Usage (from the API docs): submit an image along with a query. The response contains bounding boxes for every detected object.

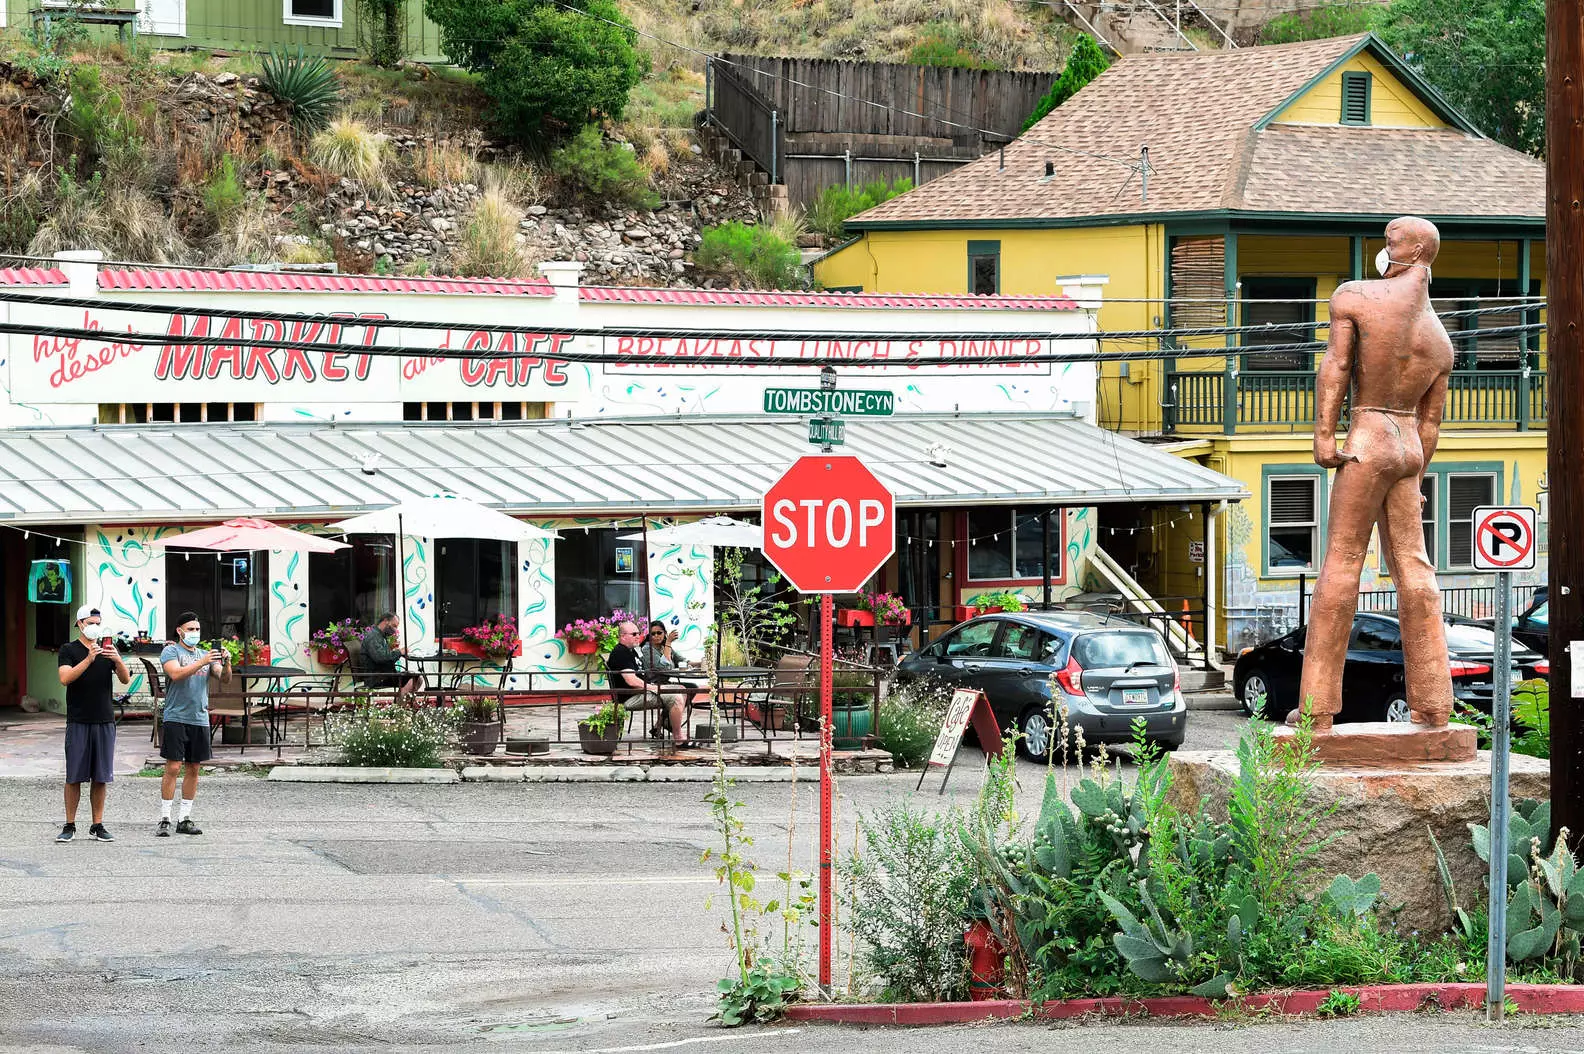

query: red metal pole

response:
[818,590,834,988]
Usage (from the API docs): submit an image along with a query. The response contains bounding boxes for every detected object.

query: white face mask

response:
[182,631,201,648]
[1376,247,1431,280]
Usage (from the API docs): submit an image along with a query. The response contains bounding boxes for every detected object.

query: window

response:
[309,534,396,630]
[554,529,643,625]
[1351,617,1401,652]
[284,0,340,25]
[1072,631,1172,669]
[1240,277,1315,371]
[436,539,516,637]
[965,508,1059,582]
[1341,71,1371,125]
[993,623,1051,662]
[1448,473,1496,568]
[164,548,267,641]
[937,620,999,658]
[403,402,548,421]
[968,240,999,296]
[98,403,258,424]
[1266,475,1320,573]
[1430,279,1538,370]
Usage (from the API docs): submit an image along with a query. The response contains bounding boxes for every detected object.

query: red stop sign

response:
[762,455,896,594]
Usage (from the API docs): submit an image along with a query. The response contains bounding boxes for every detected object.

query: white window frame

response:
[1265,474,1320,577]
[283,0,343,28]
[1446,472,1498,570]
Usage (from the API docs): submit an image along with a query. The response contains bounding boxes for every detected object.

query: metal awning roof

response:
[0,414,1247,525]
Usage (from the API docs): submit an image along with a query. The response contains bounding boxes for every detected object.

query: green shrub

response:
[1021,33,1111,133]
[876,679,950,768]
[63,66,139,169]
[332,696,458,767]
[694,221,805,290]
[261,47,342,137]
[550,126,658,208]
[807,178,913,239]
[425,0,648,143]
[26,168,110,256]
[906,22,988,68]
[202,155,245,225]
[1260,2,1378,44]
[309,116,390,191]
[13,16,87,84]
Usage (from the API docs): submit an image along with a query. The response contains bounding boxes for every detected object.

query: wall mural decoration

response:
[268,548,310,669]
[87,524,177,701]
[647,541,712,659]
[402,535,435,653]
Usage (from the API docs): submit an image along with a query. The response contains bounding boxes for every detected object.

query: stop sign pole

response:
[761,454,895,990]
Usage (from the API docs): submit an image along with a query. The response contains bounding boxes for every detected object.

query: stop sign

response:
[762,455,896,594]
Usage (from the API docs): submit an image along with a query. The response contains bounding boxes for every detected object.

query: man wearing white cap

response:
[55,605,130,843]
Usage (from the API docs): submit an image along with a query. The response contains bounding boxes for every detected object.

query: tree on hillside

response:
[1020,34,1111,134]
[423,0,648,142]
[1375,0,1544,156]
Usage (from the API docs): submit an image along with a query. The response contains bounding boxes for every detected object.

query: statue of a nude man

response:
[1291,216,1454,731]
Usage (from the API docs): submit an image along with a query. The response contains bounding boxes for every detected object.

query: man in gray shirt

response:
[360,613,422,703]
[157,612,230,836]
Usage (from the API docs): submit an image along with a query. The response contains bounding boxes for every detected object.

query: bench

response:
[30,5,140,44]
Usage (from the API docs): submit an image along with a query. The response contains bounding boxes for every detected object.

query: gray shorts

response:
[160,721,213,764]
[64,721,116,785]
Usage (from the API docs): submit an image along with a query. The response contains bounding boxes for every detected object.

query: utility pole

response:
[1546,0,1583,850]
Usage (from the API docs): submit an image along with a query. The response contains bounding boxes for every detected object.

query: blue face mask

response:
[182,631,201,648]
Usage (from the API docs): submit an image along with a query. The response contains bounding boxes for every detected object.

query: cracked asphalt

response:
[2,711,1581,1052]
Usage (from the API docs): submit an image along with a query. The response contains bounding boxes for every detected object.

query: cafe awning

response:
[0,413,1247,525]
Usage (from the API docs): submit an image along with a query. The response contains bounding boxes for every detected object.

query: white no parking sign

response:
[1472,506,1537,572]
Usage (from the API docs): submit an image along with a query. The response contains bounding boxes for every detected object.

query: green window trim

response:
[1341,71,1372,126]
[1261,465,1329,579]
[967,240,1000,296]
[1372,461,1503,574]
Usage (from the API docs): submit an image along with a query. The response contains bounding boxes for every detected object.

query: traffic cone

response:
[1180,599,1198,648]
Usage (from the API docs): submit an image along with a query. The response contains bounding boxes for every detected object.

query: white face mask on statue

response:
[1376,247,1431,280]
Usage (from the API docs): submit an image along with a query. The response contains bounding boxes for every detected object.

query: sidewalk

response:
[0,710,152,778]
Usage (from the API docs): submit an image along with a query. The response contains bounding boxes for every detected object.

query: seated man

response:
[360,613,424,703]
[607,620,688,748]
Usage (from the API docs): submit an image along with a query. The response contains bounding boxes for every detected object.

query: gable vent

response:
[1341,71,1371,125]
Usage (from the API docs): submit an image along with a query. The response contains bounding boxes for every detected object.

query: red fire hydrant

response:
[964,919,1007,1001]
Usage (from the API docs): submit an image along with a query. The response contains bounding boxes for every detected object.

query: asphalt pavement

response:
[2,708,1582,1052]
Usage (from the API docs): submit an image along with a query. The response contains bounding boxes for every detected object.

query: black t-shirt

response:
[57,640,115,724]
[606,643,643,699]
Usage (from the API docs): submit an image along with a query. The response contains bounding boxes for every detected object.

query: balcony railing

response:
[1164,369,1547,434]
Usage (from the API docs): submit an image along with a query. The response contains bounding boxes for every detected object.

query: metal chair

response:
[138,657,167,744]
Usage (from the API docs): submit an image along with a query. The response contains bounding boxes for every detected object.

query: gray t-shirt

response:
[159,643,213,727]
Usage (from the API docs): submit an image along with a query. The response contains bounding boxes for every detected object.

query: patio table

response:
[229,664,308,753]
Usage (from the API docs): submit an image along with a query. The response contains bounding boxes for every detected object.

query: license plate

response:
[1122,688,1149,706]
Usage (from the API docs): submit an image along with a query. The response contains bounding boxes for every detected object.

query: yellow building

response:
[815,33,1547,652]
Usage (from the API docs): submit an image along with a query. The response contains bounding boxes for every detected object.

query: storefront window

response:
[165,548,267,641]
[555,529,643,622]
[966,508,1056,581]
[437,539,516,637]
[31,533,76,650]
[309,534,396,629]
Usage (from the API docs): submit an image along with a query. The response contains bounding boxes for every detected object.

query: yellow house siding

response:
[1273,53,1448,129]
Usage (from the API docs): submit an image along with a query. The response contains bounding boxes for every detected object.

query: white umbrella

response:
[620,515,762,549]
[330,495,556,541]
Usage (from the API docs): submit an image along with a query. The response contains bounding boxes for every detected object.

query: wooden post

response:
[1547,0,1583,850]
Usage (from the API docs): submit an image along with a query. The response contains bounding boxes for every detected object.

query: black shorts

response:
[160,721,213,764]
[64,721,116,785]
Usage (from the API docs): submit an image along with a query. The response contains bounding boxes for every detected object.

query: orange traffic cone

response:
[1180,599,1198,648]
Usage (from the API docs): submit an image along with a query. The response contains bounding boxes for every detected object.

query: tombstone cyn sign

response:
[1472,506,1538,571]
[761,455,896,594]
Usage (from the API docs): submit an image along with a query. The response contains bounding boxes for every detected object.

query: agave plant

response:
[261,47,341,138]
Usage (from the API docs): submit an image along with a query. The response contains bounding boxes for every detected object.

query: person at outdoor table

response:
[607,620,688,748]
[361,613,424,703]
[157,612,229,837]
[640,620,699,673]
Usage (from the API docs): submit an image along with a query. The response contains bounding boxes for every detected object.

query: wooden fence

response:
[710,60,786,183]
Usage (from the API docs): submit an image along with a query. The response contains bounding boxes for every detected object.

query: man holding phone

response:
[157,612,230,836]
[55,605,130,843]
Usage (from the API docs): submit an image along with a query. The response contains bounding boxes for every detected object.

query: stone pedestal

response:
[1274,722,1476,764]
[1168,750,1550,934]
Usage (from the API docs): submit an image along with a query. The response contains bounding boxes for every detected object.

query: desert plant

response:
[415,139,479,187]
[309,117,390,192]
[694,221,806,290]
[332,695,458,767]
[207,200,279,265]
[806,178,912,240]
[0,168,48,253]
[202,154,246,225]
[63,66,140,170]
[27,168,111,256]
[550,126,659,208]
[261,47,342,137]
[103,187,185,263]
[906,21,990,67]
[449,185,530,277]
[876,679,951,768]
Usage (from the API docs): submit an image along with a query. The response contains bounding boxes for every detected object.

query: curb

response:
[262,764,837,784]
[1186,692,1243,712]
[781,983,1584,1026]
[267,767,460,784]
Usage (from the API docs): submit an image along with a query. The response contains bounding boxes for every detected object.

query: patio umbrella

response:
[619,515,763,549]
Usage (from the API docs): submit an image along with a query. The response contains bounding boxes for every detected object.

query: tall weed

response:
[449,186,531,277]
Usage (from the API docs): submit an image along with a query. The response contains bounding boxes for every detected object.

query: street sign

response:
[1473,506,1538,571]
[764,388,895,416]
[762,455,896,594]
[807,417,845,446]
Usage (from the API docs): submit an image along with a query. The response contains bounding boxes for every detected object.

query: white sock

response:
[178,799,194,821]
[160,798,173,821]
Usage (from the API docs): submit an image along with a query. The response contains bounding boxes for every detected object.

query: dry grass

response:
[414,139,480,188]
[280,239,335,264]
[448,184,534,278]
[641,139,670,178]
[483,161,552,208]
[308,117,390,194]
[206,200,280,266]
[104,187,186,263]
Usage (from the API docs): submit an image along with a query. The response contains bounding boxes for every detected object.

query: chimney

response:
[55,249,104,298]
[537,261,585,305]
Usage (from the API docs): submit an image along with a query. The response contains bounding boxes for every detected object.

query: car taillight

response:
[1449,660,1492,677]
[1533,661,1550,675]
[1173,667,1182,691]
[1056,656,1084,695]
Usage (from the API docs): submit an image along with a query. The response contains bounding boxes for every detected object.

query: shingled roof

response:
[847,34,1545,228]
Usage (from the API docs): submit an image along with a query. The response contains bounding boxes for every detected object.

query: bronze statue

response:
[1292,217,1454,731]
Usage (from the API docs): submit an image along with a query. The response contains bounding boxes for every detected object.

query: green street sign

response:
[764,388,895,416]
[808,417,846,446]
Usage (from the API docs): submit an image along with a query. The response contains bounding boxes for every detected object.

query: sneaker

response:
[88,823,114,842]
[156,819,172,838]
[56,823,76,843]
[176,819,202,836]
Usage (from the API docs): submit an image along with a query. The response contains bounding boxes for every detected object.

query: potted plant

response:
[456,695,501,756]
[796,667,877,748]
[956,589,1026,621]
[578,700,626,755]
[311,619,366,666]
[215,636,269,666]
[558,617,609,656]
[454,615,522,660]
[840,591,911,628]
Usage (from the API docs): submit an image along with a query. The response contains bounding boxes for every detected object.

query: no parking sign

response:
[1472,506,1538,571]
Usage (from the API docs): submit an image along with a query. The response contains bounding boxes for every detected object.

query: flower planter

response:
[954,604,1003,622]
[566,638,599,656]
[461,720,501,756]
[444,637,522,659]
[837,608,875,628]
[578,720,622,755]
[315,645,349,667]
[247,645,272,666]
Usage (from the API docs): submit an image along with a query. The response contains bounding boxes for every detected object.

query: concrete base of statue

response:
[1168,748,1550,934]
[1275,721,1477,764]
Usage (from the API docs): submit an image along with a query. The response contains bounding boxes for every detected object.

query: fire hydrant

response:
[964,918,1006,1001]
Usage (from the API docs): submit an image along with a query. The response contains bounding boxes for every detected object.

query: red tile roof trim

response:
[96,269,557,296]
[0,268,68,285]
[577,286,1079,310]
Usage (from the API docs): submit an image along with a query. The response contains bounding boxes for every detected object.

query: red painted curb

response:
[781,983,1584,1026]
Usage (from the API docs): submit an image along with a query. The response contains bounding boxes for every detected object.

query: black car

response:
[895,612,1186,759]
[1233,611,1546,723]
[1510,588,1549,656]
